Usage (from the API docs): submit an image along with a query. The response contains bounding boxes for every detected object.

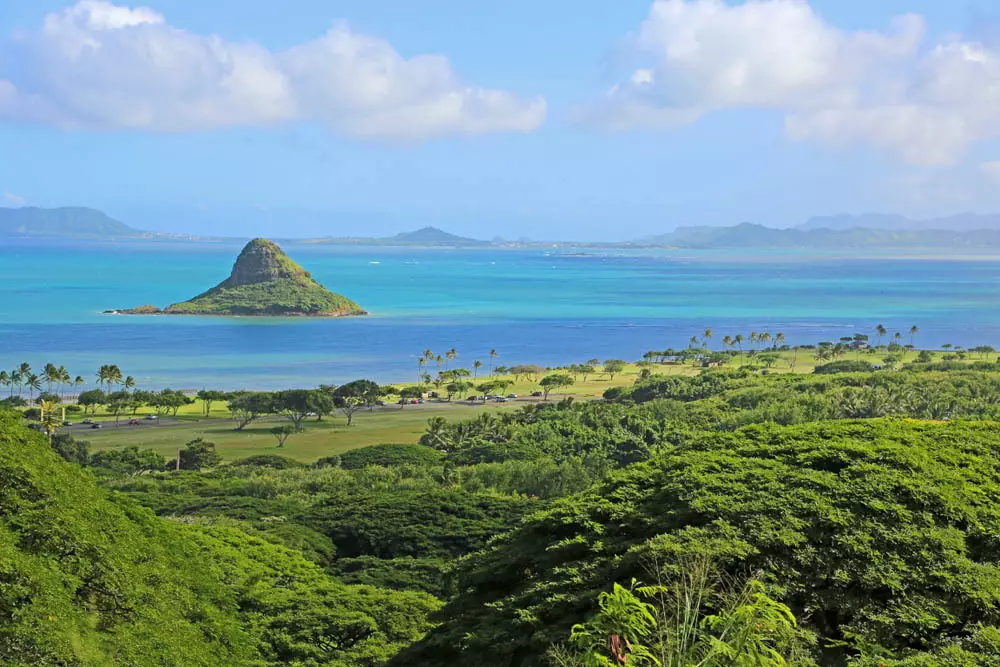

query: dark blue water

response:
[1,237,998,389]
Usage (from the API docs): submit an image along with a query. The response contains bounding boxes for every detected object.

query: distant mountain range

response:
[799,213,1000,232]
[293,226,489,247]
[0,207,145,238]
[637,222,1000,250]
[8,205,1000,250]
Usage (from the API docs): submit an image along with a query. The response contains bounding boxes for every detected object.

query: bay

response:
[1,237,998,390]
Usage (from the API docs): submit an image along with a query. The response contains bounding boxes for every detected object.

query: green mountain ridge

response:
[113,238,366,317]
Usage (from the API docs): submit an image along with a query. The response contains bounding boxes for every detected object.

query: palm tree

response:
[775,332,786,348]
[42,363,58,394]
[689,336,699,349]
[722,335,733,352]
[423,349,434,362]
[73,376,85,398]
[26,373,41,403]
[489,349,498,376]
[749,331,758,351]
[123,376,136,393]
[10,369,23,397]
[435,355,445,372]
[473,360,482,379]
[97,364,123,395]
[875,324,887,347]
[734,334,745,366]
[417,357,427,382]
[909,325,919,348]
[760,332,773,349]
[0,371,8,397]
[39,401,62,446]
[446,348,457,369]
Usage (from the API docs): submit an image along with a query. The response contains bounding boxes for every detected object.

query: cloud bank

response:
[589,0,1000,166]
[0,0,546,139]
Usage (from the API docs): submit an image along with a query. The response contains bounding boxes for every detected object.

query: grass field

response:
[50,348,959,461]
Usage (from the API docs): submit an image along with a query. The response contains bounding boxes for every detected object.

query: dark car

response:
[91,423,103,429]
[531,391,543,397]
[62,420,74,426]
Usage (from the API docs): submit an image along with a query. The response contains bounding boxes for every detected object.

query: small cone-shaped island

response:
[110,238,366,317]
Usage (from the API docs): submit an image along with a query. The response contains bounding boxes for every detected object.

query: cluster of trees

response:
[0,361,89,402]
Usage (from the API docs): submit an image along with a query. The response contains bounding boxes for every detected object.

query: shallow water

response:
[1,237,998,389]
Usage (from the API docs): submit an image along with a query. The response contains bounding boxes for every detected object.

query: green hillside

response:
[0,411,436,665]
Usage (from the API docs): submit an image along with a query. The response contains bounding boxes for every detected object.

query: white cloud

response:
[2,192,26,206]
[0,1,545,139]
[590,0,1000,166]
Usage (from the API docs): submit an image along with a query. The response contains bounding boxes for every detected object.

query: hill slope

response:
[0,411,438,665]
[0,206,143,237]
[115,238,366,317]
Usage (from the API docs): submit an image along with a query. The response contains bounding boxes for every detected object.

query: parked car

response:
[62,421,74,426]
[531,391,543,397]
[90,423,103,429]
[82,418,94,424]
[507,394,518,399]
[376,400,386,406]
[496,397,508,402]
[144,415,158,420]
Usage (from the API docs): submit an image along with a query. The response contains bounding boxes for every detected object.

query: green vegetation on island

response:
[112,238,366,317]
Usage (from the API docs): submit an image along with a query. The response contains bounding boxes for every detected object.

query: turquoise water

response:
[1,237,999,389]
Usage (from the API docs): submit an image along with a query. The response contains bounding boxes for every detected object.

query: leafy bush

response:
[339,443,444,469]
[813,360,876,374]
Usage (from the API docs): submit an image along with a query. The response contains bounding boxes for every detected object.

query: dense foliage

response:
[0,412,438,665]
[393,419,1000,666]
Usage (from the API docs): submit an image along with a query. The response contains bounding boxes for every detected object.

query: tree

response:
[196,389,226,416]
[446,348,457,369]
[178,438,221,471]
[909,325,919,348]
[446,381,474,400]
[540,373,575,400]
[307,389,335,421]
[50,433,90,465]
[271,425,296,448]
[489,349,499,376]
[473,360,483,379]
[38,400,62,445]
[228,392,274,430]
[96,364,123,395]
[25,373,41,403]
[734,334,745,365]
[875,323,888,347]
[77,389,107,416]
[703,328,714,349]
[603,360,626,380]
[334,380,381,426]
[274,389,314,430]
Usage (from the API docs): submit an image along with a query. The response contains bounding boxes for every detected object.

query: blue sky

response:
[1,0,999,240]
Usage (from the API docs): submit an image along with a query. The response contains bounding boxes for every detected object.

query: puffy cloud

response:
[590,0,1000,165]
[0,1,544,139]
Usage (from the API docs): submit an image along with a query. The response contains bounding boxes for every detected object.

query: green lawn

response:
[81,402,521,462]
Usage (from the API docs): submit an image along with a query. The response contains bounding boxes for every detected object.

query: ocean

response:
[1,237,998,390]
